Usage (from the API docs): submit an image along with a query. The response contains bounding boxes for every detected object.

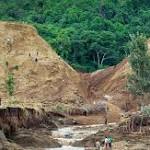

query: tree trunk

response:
[139,94,144,132]
[100,53,106,65]
[96,51,100,68]
[93,54,96,64]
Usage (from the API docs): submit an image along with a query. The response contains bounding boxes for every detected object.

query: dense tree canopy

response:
[0,0,150,72]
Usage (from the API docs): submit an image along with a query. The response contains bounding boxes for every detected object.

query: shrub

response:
[6,73,14,96]
[13,65,19,70]
[141,105,150,116]
[55,103,68,113]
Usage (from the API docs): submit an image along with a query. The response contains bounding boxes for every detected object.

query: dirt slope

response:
[0,22,85,109]
[0,21,144,114]
[87,59,130,98]
[85,59,138,112]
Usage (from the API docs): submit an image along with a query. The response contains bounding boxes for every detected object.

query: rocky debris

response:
[73,133,101,148]
[12,128,61,148]
[62,118,79,126]
[0,139,24,150]
[130,143,148,150]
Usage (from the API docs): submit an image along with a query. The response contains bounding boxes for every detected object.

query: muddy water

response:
[46,124,106,150]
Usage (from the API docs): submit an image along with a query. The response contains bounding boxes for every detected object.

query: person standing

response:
[104,136,110,149]
[103,130,112,150]
[104,103,109,125]
[96,140,101,150]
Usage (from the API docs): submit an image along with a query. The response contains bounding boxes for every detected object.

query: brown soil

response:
[82,59,137,110]
[0,21,85,110]
[12,128,61,148]
[71,103,122,125]
[0,21,148,124]
[78,58,140,125]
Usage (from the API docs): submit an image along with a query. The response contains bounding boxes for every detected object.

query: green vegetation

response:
[128,33,150,96]
[6,73,15,96]
[1,0,150,72]
[54,103,68,113]
[12,65,19,70]
[142,105,150,116]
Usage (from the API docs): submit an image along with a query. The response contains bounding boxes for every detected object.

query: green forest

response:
[0,0,150,72]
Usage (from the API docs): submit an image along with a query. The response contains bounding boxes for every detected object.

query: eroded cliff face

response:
[0,21,85,109]
[0,107,63,149]
[84,59,138,112]
[0,107,56,137]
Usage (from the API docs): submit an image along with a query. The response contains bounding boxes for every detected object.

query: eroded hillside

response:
[0,22,86,109]
[85,59,138,111]
[0,22,145,113]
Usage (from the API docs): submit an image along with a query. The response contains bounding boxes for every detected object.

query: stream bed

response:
[46,124,105,150]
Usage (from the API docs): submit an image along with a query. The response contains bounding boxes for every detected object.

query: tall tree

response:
[1,0,150,72]
[127,33,150,105]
